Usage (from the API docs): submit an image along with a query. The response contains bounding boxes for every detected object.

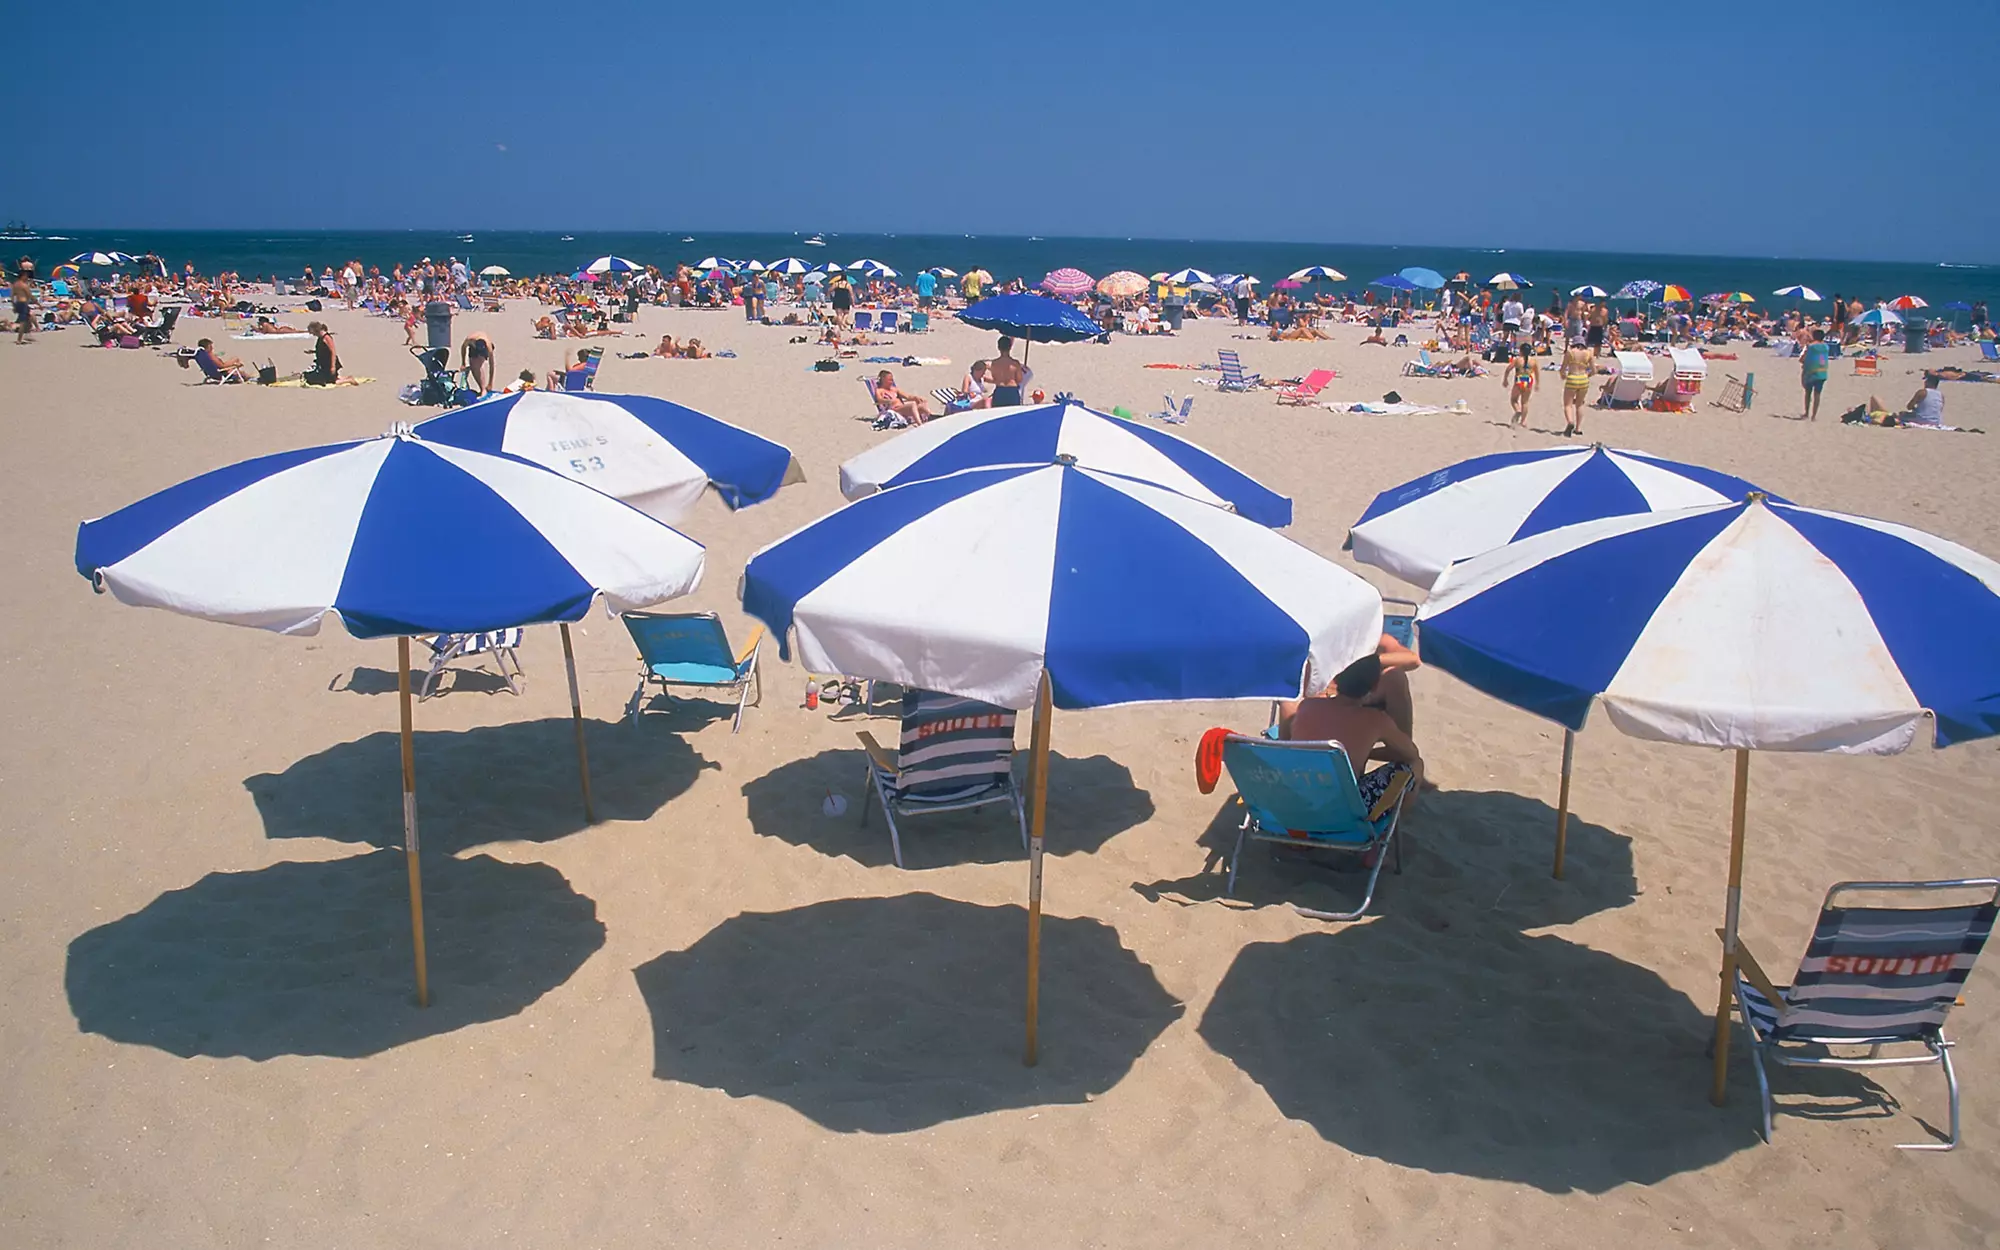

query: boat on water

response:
[560,234,575,241]
[681,236,695,243]
[458,234,474,243]
[1,221,39,240]
[803,234,826,246]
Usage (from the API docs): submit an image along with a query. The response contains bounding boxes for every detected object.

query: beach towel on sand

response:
[267,376,374,388]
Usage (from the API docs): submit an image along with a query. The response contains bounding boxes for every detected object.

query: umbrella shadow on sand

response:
[245,717,716,856]
[1134,788,1639,932]
[333,665,517,698]
[633,893,1183,1133]
[740,749,1155,869]
[66,851,605,1060]
[1196,919,1773,1192]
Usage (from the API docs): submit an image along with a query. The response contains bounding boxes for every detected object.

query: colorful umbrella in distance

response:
[1096,271,1148,298]
[1774,285,1822,301]
[1660,285,1692,302]
[1041,268,1093,297]
[1571,285,1609,298]
[1891,295,1929,310]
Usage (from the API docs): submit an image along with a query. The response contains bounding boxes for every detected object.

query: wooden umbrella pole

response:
[397,636,430,1008]
[1551,730,1575,880]
[561,624,595,824]
[1709,748,1751,1105]
[1023,671,1053,1067]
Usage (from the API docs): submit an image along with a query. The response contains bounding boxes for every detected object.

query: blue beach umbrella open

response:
[1570,285,1610,298]
[1369,274,1418,292]
[766,257,810,275]
[585,255,639,274]
[742,460,1384,1062]
[74,428,708,1005]
[957,292,1102,365]
[1163,268,1213,285]
[1400,267,1446,290]
[1417,495,2000,1107]
[70,250,135,267]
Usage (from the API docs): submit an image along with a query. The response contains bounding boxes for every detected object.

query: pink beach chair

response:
[1277,369,1337,405]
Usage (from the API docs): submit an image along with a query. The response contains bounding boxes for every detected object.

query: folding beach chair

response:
[418,629,524,699]
[561,347,603,392]
[1728,878,1998,1150]
[877,310,899,334]
[621,611,764,732]
[192,350,248,384]
[910,311,931,333]
[1402,349,1445,377]
[1854,352,1880,377]
[1217,349,1262,391]
[1276,368,1336,405]
[1381,597,1418,650]
[139,305,180,346]
[1980,341,1999,362]
[853,311,874,332]
[856,689,1027,868]
[1150,393,1193,424]
[1220,734,1411,921]
[931,385,974,413]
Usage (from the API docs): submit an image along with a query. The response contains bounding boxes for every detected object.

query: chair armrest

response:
[856,731,898,775]
[1715,929,1786,1006]
[735,624,766,667]
[1367,769,1412,822]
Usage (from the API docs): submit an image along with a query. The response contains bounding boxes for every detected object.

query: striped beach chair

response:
[857,689,1027,868]
[419,629,525,699]
[1729,878,1999,1150]
[1217,348,1262,391]
[1221,734,1411,921]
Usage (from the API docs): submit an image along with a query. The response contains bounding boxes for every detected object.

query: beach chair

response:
[1276,368,1336,405]
[192,349,248,384]
[1981,341,1999,362]
[856,689,1027,868]
[1392,333,1409,347]
[931,385,974,413]
[1854,353,1880,377]
[1728,878,1998,1150]
[561,347,603,392]
[1220,734,1410,921]
[418,628,524,699]
[853,311,874,332]
[454,292,476,312]
[1401,349,1445,378]
[1646,347,1707,411]
[1715,372,1755,413]
[621,611,764,733]
[864,377,910,427]
[910,311,931,333]
[1381,597,1419,650]
[139,305,180,346]
[1151,393,1193,424]
[1217,349,1262,391]
[877,310,899,334]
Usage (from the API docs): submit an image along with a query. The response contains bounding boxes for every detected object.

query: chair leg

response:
[1295,833,1392,922]
[858,762,874,828]
[1225,813,1251,897]
[881,797,905,868]
[627,676,646,724]
[1748,1039,1775,1144]
[1898,1042,1961,1151]
[731,680,748,734]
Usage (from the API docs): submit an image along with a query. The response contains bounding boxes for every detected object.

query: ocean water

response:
[10,229,1994,310]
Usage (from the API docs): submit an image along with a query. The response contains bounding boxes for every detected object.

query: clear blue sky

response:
[13,0,1997,262]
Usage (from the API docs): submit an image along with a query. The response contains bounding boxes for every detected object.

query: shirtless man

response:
[986,335,1026,406]
[1278,652,1425,810]
[12,269,33,343]
[460,330,496,394]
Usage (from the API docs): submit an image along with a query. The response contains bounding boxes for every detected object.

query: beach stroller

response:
[1647,346,1707,411]
[405,346,462,407]
[1728,879,1997,1150]
[856,689,1028,869]
[1220,734,1411,921]
[1600,351,1654,407]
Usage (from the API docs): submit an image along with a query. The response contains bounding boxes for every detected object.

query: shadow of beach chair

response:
[1221,734,1410,921]
[621,611,763,733]
[1277,368,1336,405]
[1217,348,1262,391]
[1728,878,1998,1150]
[419,629,525,699]
[856,690,1027,869]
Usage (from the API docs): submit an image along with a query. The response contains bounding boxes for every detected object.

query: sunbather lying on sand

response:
[654,334,681,358]
[1361,326,1388,346]
[683,338,711,360]
[252,316,303,335]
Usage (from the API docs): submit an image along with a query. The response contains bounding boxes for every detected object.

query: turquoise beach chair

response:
[1221,734,1410,921]
[621,611,764,733]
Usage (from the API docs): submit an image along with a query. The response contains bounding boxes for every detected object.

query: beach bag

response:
[305,299,323,312]
[813,358,841,372]
[118,334,142,349]
[257,362,278,385]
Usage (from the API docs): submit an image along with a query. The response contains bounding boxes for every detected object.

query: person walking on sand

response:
[1560,339,1593,437]
[1799,328,1831,421]
[1504,345,1537,429]
[987,335,1028,406]
[12,268,34,343]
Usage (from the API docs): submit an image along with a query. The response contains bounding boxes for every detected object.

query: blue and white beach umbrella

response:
[1287,265,1348,282]
[1615,279,1662,301]
[1163,268,1213,285]
[1858,307,1902,326]
[418,391,803,523]
[1570,285,1610,298]
[584,255,639,274]
[836,398,1291,526]
[738,258,767,272]
[694,256,733,271]
[766,256,810,274]
[70,251,134,266]
[957,293,1102,357]
[809,261,843,274]
[1773,284,1823,302]
[1369,273,1418,291]
[744,462,1379,713]
[1349,444,1778,590]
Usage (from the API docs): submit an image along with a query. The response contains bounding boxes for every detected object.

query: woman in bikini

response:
[1560,341,1594,437]
[1504,345,1537,428]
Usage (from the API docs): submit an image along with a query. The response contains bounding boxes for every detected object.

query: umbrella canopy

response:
[1273,279,1303,291]
[766,257,810,274]
[479,265,510,277]
[1859,307,1903,325]
[1369,274,1418,291]
[857,262,900,280]
[76,428,705,638]
[1773,284,1822,301]
[1944,301,1974,311]
[694,256,733,271]
[1570,285,1609,298]
[1163,268,1213,285]
[1041,268,1093,296]
[1349,445,1779,591]
[738,259,768,272]
[1288,265,1348,282]
[1891,294,1929,310]
[848,257,886,272]
[1659,284,1692,303]
[957,292,1102,346]
[417,391,803,523]
[1487,272,1532,289]
[929,266,960,278]
[836,398,1291,526]
[1615,280,1662,300]
[808,261,842,274]
[1096,270,1148,298]
[1400,267,1446,290]
[70,251,134,266]
[585,256,639,274]
[743,461,1379,713]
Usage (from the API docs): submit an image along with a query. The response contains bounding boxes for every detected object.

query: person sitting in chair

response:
[544,348,594,391]
[184,337,251,382]
[873,370,933,424]
[1277,650,1425,811]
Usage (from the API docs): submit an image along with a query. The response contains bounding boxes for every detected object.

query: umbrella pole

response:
[1023,671,1053,1067]
[1709,748,1751,1105]
[560,624,595,824]
[1551,729,1575,880]
[397,636,430,1008]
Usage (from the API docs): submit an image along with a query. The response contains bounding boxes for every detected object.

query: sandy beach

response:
[6,298,2000,1248]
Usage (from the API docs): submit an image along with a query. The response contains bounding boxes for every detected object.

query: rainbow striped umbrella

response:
[1041,267,1093,297]
[1660,285,1692,303]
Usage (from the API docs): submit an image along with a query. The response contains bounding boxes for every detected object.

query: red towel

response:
[1195,727,1236,794]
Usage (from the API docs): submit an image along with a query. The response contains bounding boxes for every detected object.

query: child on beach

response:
[1800,329,1830,421]
[1504,346,1537,428]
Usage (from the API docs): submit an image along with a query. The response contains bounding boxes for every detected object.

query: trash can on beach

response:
[1164,300,1185,331]
[425,300,453,350]
[1903,317,1929,353]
